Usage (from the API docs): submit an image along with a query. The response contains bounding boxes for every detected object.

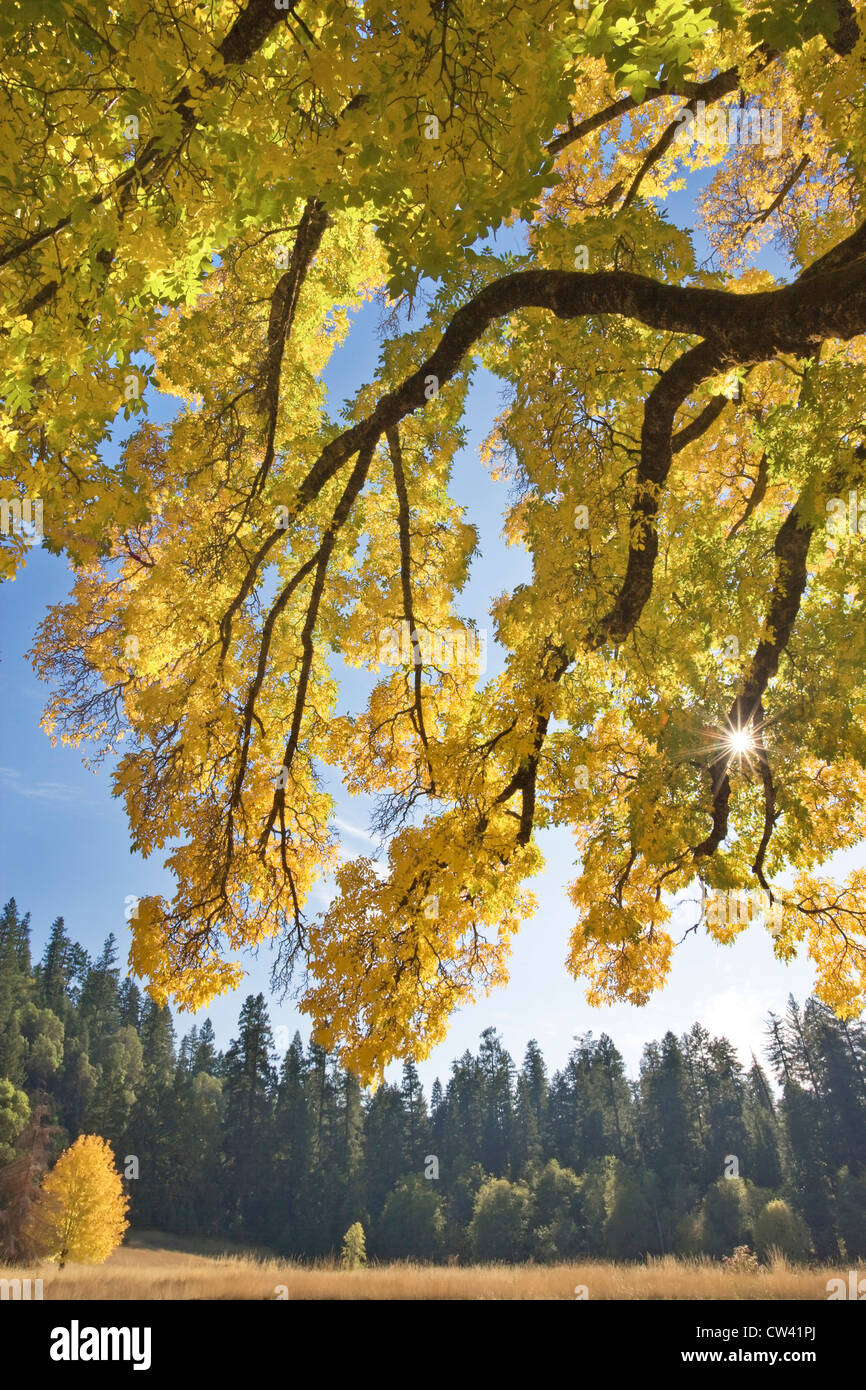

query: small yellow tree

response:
[24,1135,129,1267]
[340,1222,366,1270]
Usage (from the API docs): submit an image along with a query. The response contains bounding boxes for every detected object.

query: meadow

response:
[0,1233,849,1300]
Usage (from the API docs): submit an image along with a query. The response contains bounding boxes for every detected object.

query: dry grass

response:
[0,1235,851,1299]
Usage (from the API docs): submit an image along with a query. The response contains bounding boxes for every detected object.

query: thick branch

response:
[219,241,866,662]
[589,341,735,648]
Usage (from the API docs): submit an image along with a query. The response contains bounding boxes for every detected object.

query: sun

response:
[725,727,756,757]
[697,714,764,771]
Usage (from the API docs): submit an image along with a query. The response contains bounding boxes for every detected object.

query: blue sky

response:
[1,178,855,1094]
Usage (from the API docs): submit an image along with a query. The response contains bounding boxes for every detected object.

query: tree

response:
[469,1178,533,1263]
[603,1160,659,1261]
[637,1032,699,1248]
[0,1099,57,1261]
[514,1040,549,1170]
[753,1198,811,1264]
[377,1176,444,1263]
[340,1221,366,1270]
[743,1060,784,1191]
[193,1020,220,1077]
[0,900,31,1086]
[37,917,82,1017]
[400,1060,431,1170]
[361,1081,406,1221]
[530,1159,584,1261]
[18,1003,64,1091]
[86,1025,142,1140]
[477,1029,516,1176]
[700,1177,756,1259]
[0,1079,29,1165]
[835,1168,866,1259]
[124,997,177,1229]
[221,994,276,1239]
[79,935,121,1048]
[8,2,864,1083]
[24,1135,128,1266]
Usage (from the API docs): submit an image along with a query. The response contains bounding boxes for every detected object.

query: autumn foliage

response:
[3,1,866,1080]
[25,1134,129,1266]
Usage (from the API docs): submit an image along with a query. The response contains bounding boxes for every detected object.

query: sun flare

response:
[725,727,756,757]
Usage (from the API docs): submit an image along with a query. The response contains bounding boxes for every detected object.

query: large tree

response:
[5,0,866,1081]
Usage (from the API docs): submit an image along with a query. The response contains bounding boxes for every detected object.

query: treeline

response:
[1,898,865,1264]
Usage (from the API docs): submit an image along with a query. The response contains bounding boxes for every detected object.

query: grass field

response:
[0,1232,853,1299]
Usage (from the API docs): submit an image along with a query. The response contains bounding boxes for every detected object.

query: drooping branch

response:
[693,447,866,869]
[692,493,814,860]
[222,438,378,881]
[256,437,379,855]
[241,196,330,511]
[231,241,866,872]
[728,450,769,537]
[753,747,778,891]
[476,363,734,849]
[387,424,436,792]
[483,641,571,845]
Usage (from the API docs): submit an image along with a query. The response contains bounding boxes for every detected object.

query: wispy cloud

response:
[0,765,95,806]
[333,816,376,843]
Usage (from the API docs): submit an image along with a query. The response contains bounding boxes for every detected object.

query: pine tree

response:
[637,1033,699,1251]
[0,898,31,974]
[807,1001,866,1175]
[477,1028,515,1176]
[79,934,121,1046]
[743,1060,783,1190]
[272,1033,312,1250]
[336,1063,365,1236]
[400,1059,430,1169]
[118,978,142,1031]
[222,994,276,1239]
[38,915,85,1016]
[0,899,31,1084]
[514,1039,548,1170]
[363,1082,406,1219]
[125,999,177,1228]
[193,1018,220,1075]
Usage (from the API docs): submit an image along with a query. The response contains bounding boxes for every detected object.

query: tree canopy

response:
[24,1133,129,1265]
[4,0,866,1081]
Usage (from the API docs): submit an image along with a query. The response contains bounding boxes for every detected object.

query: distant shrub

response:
[753,1200,810,1263]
